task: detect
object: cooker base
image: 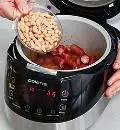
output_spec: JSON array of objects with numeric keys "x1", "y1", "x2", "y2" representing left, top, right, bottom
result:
[{"x1": 4, "y1": 95, "x2": 109, "y2": 130}]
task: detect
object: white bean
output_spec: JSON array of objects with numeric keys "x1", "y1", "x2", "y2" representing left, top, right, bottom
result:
[
  {"x1": 18, "y1": 11, "x2": 61, "y2": 53},
  {"x1": 38, "y1": 38, "x2": 44, "y2": 42}
]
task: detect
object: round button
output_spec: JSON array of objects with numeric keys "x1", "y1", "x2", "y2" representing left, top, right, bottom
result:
[
  {"x1": 9, "y1": 89, "x2": 14, "y2": 97},
  {"x1": 12, "y1": 85, "x2": 15, "y2": 89},
  {"x1": 37, "y1": 108, "x2": 42, "y2": 114},
  {"x1": 59, "y1": 104, "x2": 66, "y2": 111},
  {"x1": 51, "y1": 110, "x2": 56, "y2": 115},
  {"x1": 25, "y1": 105, "x2": 30, "y2": 112},
  {"x1": 62, "y1": 90, "x2": 69, "y2": 98},
  {"x1": 11, "y1": 77, "x2": 15, "y2": 84}
]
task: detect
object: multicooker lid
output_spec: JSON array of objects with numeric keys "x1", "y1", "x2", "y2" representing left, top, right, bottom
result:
[
  {"x1": 67, "y1": 0, "x2": 115, "y2": 7},
  {"x1": 49, "y1": 0, "x2": 120, "y2": 22}
]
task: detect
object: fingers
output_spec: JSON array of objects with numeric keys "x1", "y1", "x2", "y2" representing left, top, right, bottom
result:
[
  {"x1": 12, "y1": 8, "x2": 21, "y2": 20},
  {"x1": 0, "y1": 0, "x2": 34, "y2": 20},
  {"x1": 106, "y1": 44, "x2": 120, "y2": 98},
  {"x1": 1, "y1": 2, "x2": 17, "y2": 20},
  {"x1": 106, "y1": 70, "x2": 120, "y2": 98},
  {"x1": 15, "y1": 0, "x2": 29, "y2": 14},
  {"x1": 0, "y1": 1, "x2": 21, "y2": 20},
  {"x1": 106, "y1": 80, "x2": 120, "y2": 98},
  {"x1": 107, "y1": 70, "x2": 120, "y2": 86},
  {"x1": 113, "y1": 44, "x2": 120, "y2": 70}
]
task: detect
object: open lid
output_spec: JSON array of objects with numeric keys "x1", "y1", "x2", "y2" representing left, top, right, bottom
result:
[
  {"x1": 68, "y1": 0, "x2": 115, "y2": 7},
  {"x1": 50, "y1": 0, "x2": 120, "y2": 23}
]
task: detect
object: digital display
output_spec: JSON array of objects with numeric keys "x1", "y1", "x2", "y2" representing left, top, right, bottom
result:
[
  {"x1": 20, "y1": 85, "x2": 58, "y2": 108},
  {"x1": 28, "y1": 86, "x2": 56, "y2": 98}
]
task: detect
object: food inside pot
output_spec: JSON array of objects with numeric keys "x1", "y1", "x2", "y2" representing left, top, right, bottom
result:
[{"x1": 32, "y1": 44, "x2": 97, "y2": 70}]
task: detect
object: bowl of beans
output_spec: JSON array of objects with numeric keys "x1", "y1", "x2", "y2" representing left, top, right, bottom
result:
[{"x1": 16, "y1": 4, "x2": 62, "y2": 54}]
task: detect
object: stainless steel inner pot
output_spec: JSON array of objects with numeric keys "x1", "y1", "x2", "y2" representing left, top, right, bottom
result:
[{"x1": 16, "y1": 15, "x2": 111, "y2": 73}]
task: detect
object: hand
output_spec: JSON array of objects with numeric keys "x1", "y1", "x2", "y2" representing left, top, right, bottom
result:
[
  {"x1": 0, "y1": 0, "x2": 34, "y2": 20},
  {"x1": 106, "y1": 44, "x2": 120, "y2": 98}
]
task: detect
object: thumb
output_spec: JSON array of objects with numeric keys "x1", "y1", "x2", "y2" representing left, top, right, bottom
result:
[
  {"x1": 15, "y1": 0, "x2": 29, "y2": 14},
  {"x1": 113, "y1": 44, "x2": 120, "y2": 70},
  {"x1": 0, "y1": 1, "x2": 21, "y2": 20}
]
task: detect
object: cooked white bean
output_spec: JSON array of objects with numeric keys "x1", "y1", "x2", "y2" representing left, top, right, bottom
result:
[
  {"x1": 23, "y1": 33, "x2": 29, "y2": 39},
  {"x1": 26, "y1": 38, "x2": 31, "y2": 42},
  {"x1": 19, "y1": 33, "x2": 25, "y2": 40},
  {"x1": 38, "y1": 37, "x2": 44, "y2": 42},
  {"x1": 18, "y1": 11, "x2": 61, "y2": 53},
  {"x1": 19, "y1": 25, "x2": 25, "y2": 32},
  {"x1": 25, "y1": 22, "x2": 31, "y2": 27},
  {"x1": 23, "y1": 38, "x2": 27, "y2": 43}
]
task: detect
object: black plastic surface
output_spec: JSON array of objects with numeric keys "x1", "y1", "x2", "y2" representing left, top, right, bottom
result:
[{"x1": 49, "y1": 0, "x2": 120, "y2": 23}]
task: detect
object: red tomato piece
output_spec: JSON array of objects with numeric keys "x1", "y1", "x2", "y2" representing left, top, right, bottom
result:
[
  {"x1": 34, "y1": 57, "x2": 44, "y2": 65},
  {"x1": 65, "y1": 47, "x2": 71, "y2": 55},
  {"x1": 89, "y1": 56, "x2": 97, "y2": 65},
  {"x1": 75, "y1": 57, "x2": 81, "y2": 66},
  {"x1": 62, "y1": 65, "x2": 71, "y2": 70},
  {"x1": 64, "y1": 57, "x2": 78, "y2": 69},
  {"x1": 41, "y1": 56, "x2": 53, "y2": 65},
  {"x1": 53, "y1": 56, "x2": 65, "y2": 68},
  {"x1": 70, "y1": 44, "x2": 85, "y2": 56},
  {"x1": 78, "y1": 64, "x2": 86, "y2": 68},
  {"x1": 42, "y1": 64, "x2": 61, "y2": 70},
  {"x1": 52, "y1": 45, "x2": 66, "y2": 56},
  {"x1": 61, "y1": 53, "x2": 71, "y2": 59}
]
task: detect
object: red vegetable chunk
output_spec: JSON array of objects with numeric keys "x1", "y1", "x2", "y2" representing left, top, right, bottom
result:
[
  {"x1": 34, "y1": 58, "x2": 43, "y2": 65},
  {"x1": 53, "y1": 56, "x2": 65, "y2": 68},
  {"x1": 52, "y1": 45, "x2": 66, "y2": 56},
  {"x1": 78, "y1": 64, "x2": 86, "y2": 68},
  {"x1": 41, "y1": 56, "x2": 53, "y2": 65},
  {"x1": 65, "y1": 47, "x2": 71, "y2": 55},
  {"x1": 75, "y1": 57, "x2": 81, "y2": 66},
  {"x1": 34, "y1": 44, "x2": 97, "y2": 70},
  {"x1": 42, "y1": 64, "x2": 61, "y2": 70},
  {"x1": 61, "y1": 53, "x2": 71, "y2": 59},
  {"x1": 89, "y1": 56, "x2": 97, "y2": 64},
  {"x1": 62, "y1": 65, "x2": 71, "y2": 70},
  {"x1": 64, "y1": 57, "x2": 78, "y2": 69},
  {"x1": 70, "y1": 44, "x2": 85, "y2": 56}
]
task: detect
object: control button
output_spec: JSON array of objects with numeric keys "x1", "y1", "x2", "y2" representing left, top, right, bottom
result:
[
  {"x1": 9, "y1": 89, "x2": 14, "y2": 97},
  {"x1": 11, "y1": 77, "x2": 15, "y2": 84},
  {"x1": 51, "y1": 110, "x2": 56, "y2": 115},
  {"x1": 59, "y1": 104, "x2": 66, "y2": 111},
  {"x1": 36, "y1": 108, "x2": 42, "y2": 114},
  {"x1": 9, "y1": 83, "x2": 15, "y2": 89},
  {"x1": 12, "y1": 85, "x2": 15, "y2": 89},
  {"x1": 62, "y1": 90, "x2": 69, "y2": 98},
  {"x1": 25, "y1": 105, "x2": 30, "y2": 112}
]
